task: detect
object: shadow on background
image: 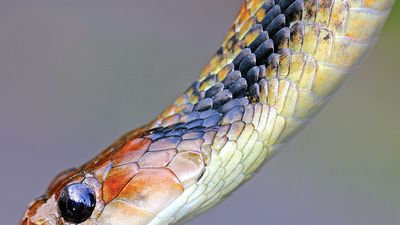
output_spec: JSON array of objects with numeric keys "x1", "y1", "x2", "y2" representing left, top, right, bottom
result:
[{"x1": 0, "y1": 1, "x2": 399, "y2": 224}]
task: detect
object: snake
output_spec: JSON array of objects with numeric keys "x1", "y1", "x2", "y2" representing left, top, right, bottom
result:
[{"x1": 21, "y1": 0, "x2": 394, "y2": 224}]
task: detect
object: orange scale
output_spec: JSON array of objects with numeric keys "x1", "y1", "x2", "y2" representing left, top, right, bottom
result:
[
  {"x1": 102, "y1": 163, "x2": 139, "y2": 203},
  {"x1": 234, "y1": 5, "x2": 251, "y2": 31},
  {"x1": 98, "y1": 199, "x2": 154, "y2": 225},
  {"x1": 177, "y1": 139, "x2": 204, "y2": 153},
  {"x1": 137, "y1": 149, "x2": 177, "y2": 168},
  {"x1": 82, "y1": 145, "x2": 115, "y2": 172},
  {"x1": 90, "y1": 159, "x2": 113, "y2": 181},
  {"x1": 112, "y1": 138, "x2": 151, "y2": 166},
  {"x1": 118, "y1": 168, "x2": 184, "y2": 214},
  {"x1": 167, "y1": 152, "x2": 205, "y2": 188}
]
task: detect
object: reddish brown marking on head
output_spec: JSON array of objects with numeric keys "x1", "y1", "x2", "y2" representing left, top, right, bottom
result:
[
  {"x1": 118, "y1": 168, "x2": 184, "y2": 214},
  {"x1": 113, "y1": 138, "x2": 152, "y2": 166},
  {"x1": 103, "y1": 163, "x2": 139, "y2": 203}
]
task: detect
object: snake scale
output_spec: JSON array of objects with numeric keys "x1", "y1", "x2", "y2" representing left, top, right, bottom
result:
[{"x1": 21, "y1": 0, "x2": 394, "y2": 224}]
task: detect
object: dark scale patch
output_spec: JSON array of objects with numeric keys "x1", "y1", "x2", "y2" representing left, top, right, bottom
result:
[
  {"x1": 284, "y1": 0, "x2": 304, "y2": 24},
  {"x1": 245, "y1": 66, "x2": 259, "y2": 86},
  {"x1": 272, "y1": 27, "x2": 290, "y2": 51},
  {"x1": 137, "y1": 1, "x2": 309, "y2": 152},
  {"x1": 249, "y1": 31, "x2": 269, "y2": 51},
  {"x1": 219, "y1": 99, "x2": 240, "y2": 114},
  {"x1": 248, "y1": 24, "x2": 264, "y2": 37},
  {"x1": 261, "y1": 5, "x2": 281, "y2": 28},
  {"x1": 205, "y1": 83, "x2": 224, "y2": 98},
  {"x1": 193, "y1": 98, "x2": 213, "y2": 112},
  {"x1": 164, "y1": 128, "x2": 186, "y2": 137},
  {"x1": 266, "y1": 14, "x2": 286, "y2": 37},
  {"x1": 144, "y1": 108, "x2": 224, "y2": 140},
  {"x1": 144, "y1": 128, "x2": 165, "y2": 140},
  {"x1": 229, "y1": 78, "x2": 248, "y2": 98},
  {"x1": 199, "y1": 109, "x2": 219, "y2": 119},
  {"x1": 161, "y1": 126, "x2": 183, "y2": 137},
  {"x1": 278, "y1": 0, "x2": 297, "y2": 12},
  {"x1": 223, "y1": 71, "x2": 241, "y2": 87},
  {"x1": 260, "y1": 1, "x2": 276, "y2": 19},
  {"x1": 239, "y1": 54, "x2": 257, "y2": 74},
  {"x1": 212, "y1": 89, "x2": 233, "y2": 109},
  {"x1": 181, "y1": 111, "x2": 201, "y2": 123},
  {"x1": 168, "y1": 122, "x2": 186, "y2": 130},
  {"x1": 232, "y1": 48, "x2": 251, "y2": 69},
  {"x1": 203, "y1": 114, "x2": 222, "y2": 127},
  {"x1": 185, "y1": 119, "x2": 204, "y2": 129},
  {"x1": 180, "y1": 0, "x2": 306, "y2": 116},
  {"x1": 254, "y1": 39, "x2": 274, "y2": 64}
]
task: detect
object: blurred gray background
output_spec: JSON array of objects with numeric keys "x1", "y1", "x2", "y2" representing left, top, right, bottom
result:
[{"x1": 0, "y1": 1, "x2": 399, "y2": 224}]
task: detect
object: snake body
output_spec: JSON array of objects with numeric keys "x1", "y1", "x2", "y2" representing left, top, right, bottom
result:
[{"x1": 21, "y1": 0, "x2": 394, "y2": 224}]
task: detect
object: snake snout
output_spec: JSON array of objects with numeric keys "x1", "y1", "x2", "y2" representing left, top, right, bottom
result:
[{"x1": 20, "y1": 197, "x2": 47, "y2": 225}]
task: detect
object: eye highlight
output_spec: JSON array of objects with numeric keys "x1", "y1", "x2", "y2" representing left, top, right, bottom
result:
[{"x1": 57, "y1": 183, "x2": 96, "y2": 223}]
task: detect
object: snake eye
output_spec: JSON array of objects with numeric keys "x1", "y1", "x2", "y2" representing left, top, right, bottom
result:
[{"x1": 57, "y1": 183, "x2": 96, "y2": 223}]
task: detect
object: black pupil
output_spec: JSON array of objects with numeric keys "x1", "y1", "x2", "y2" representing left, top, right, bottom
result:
[{"x1": 58, "y1": 183, "x2": 96, "y2": 223}]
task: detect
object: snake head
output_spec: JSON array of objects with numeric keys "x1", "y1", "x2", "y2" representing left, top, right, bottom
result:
[
  {"x1": 20, "y1": 168, "x2": 105, "y2": 225},
  {"x1": 20, "y1": 136, "x2": 189, "y2": 225}
]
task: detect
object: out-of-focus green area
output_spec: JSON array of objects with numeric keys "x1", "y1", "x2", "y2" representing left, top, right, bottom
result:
[{"x1": 384, "y1": 2, "x2": 400, "y2": 33}]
